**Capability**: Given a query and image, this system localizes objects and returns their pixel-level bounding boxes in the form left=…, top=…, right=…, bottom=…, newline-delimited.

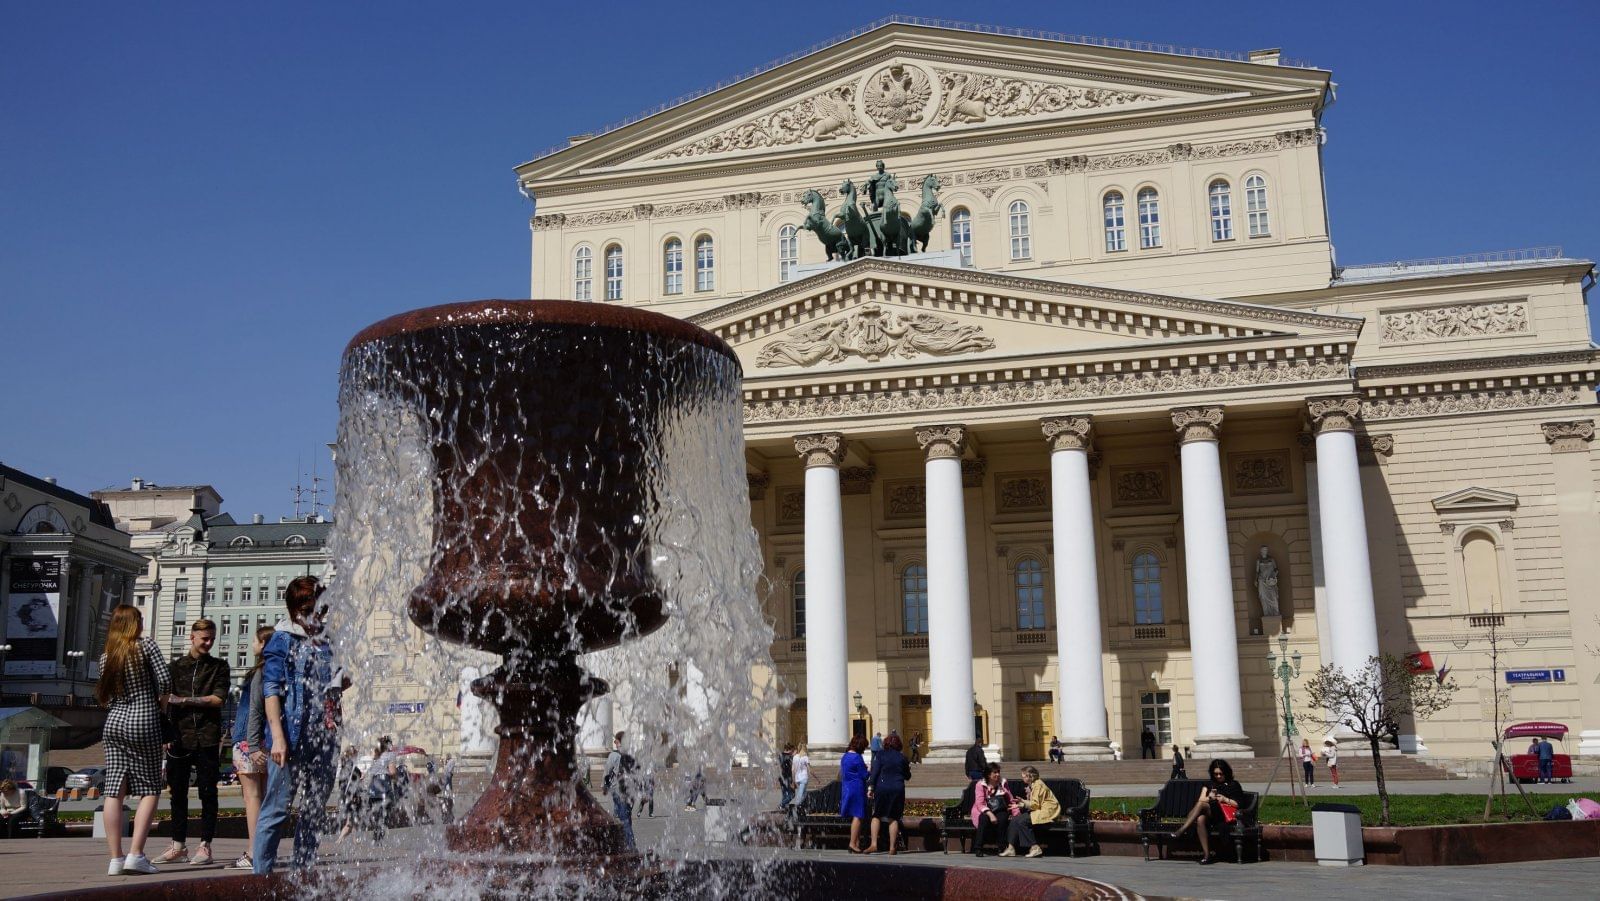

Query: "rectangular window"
left=222, top=616, right=232, bottom=636
left=173, top=578, right=189, bottom=605
left=172, top=623, right=187, bottom=638
left=257, top=615, right=267, bottom=631
left=1210, top=190, right=1233, bottom=241
left=237, top=650, right=247, bottom=668
left=1138, top=194, right=1161, bottom=249
left=223, top=583, right=233, bottom=603
left=1104, top=199, right=1126, bottom=252
left=694, top=239, right=714, bottom=292
left=276, top=585, right=286, bottom=601
left=1246, top=183, right=1270, bottom=236
left=1140, top=690, right=1173, bottom=747
left=205, top=583, right=215, bottom=604
left=951, top=213, right=973, bottom=266
left=604, top=248, right=623, bottom=301
left=1008, top=207, right=1030, bottom=261
left=664, top=243, right=683, bottom=295
left=241, top=584, right=253, bottom=603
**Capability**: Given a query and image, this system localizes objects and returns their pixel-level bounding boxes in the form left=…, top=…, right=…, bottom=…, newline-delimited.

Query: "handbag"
left=143, top=648, right=180, bottom=747
left=1220, top=802, right=1239, bottom=824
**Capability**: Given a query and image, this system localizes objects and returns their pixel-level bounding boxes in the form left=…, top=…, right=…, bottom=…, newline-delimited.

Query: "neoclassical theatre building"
left=513, top=21, right=1600, bottom=761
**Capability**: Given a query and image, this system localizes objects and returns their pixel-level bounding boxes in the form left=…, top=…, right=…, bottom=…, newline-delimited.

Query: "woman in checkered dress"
left=95, top=604, right=170, bottom=874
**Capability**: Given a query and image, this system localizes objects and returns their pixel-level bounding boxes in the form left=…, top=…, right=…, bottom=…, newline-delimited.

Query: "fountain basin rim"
left=345, top=298, right=738, bottom=366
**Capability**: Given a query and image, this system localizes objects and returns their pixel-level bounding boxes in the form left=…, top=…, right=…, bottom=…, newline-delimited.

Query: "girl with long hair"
left=95, top=604, right=170, bottom=875
left=229, top=625, right=275, bottom=868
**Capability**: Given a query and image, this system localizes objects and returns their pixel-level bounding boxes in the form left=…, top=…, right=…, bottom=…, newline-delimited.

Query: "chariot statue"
left=800, top=160, right=942, bottom=261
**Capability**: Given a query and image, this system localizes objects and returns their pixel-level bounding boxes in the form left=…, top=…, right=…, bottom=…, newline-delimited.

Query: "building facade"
left=510, top=21, right=1600, bottom=761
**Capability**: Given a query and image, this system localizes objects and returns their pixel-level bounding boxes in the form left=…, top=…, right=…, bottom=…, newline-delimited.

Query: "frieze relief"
left=654, top=84, right=866, bottom=160
left=1379, top=301, right=1529, bottom=343
left=777, top=488, right=805, bottom=525
left=998, top=473, right=1050, bottom=512
left=884, top=481, right=926, bottom=519
left=932, top=68, right=1160, bottom=126
left=1362, top=386, right=1587, bottom=421
left=1111, top=465, right=1170, bottom=506
left=755, top=303, right=995, bottom=368
left=1229, top=451, right=1291, bottom=495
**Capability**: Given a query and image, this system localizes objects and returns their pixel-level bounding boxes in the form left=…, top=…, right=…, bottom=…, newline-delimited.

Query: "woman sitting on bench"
left=1168, top=758, right=1244, bottom=865
left=1000, top=766, right=1060, bottom=859
left=969, top=762, right=1016, bottom=858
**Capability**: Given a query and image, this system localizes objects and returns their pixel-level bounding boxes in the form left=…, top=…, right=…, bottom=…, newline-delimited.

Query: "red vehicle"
left=1503, top=722, right=1572, bottom=783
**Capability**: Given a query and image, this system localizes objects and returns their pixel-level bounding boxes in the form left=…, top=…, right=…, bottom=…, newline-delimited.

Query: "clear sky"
left=3, top=1, right=1596, bottom=522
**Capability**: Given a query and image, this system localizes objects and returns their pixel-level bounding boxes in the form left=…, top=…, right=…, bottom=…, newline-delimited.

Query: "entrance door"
left=1016, top=691, right=1053, bottom=760
left=900, top=695, right=932, bottom=749
left=788, top=700, right=807, bottom=749
left=1140, top=690, right=1172, bottom=747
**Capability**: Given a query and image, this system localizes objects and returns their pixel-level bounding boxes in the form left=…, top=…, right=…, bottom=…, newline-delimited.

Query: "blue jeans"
left=779, top=783, right=794, bottom=809
left=252, top=744, right=336, bottom=874
left=611, top=795, right=635, bottom=851
left=1538, top=759, right=1554, bottom=783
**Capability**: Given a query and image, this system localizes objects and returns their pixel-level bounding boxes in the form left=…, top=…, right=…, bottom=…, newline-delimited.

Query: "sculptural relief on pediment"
left=754, top=303, right=995, bottom=368
left=654, top=84, right=866, bottom=160
left=932, top=68, right=1162, bottom=126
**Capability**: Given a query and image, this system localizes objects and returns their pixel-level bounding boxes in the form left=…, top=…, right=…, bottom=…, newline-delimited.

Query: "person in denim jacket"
left=251, top=576, right=347, bottom=874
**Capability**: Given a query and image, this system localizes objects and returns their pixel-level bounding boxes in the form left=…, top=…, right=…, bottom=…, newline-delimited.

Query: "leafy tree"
left=1301, top=654, right=1458, bottom=825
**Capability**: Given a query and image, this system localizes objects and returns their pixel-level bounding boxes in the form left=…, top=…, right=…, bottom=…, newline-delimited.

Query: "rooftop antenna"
left=291, top=455, right=307, bottom=521
left=310, top=454, right=326, bottom=522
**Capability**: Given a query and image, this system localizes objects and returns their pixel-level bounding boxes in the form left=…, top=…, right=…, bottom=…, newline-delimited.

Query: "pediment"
left=1431, top=487, right=1519, bottom=513
left=518, top=23, right=1329, bottom=179
left=691, top=258, right=1362, bottom=376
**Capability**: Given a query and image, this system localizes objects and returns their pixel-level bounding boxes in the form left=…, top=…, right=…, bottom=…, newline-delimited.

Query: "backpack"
left=1545, top=804, right=1572, bottom=821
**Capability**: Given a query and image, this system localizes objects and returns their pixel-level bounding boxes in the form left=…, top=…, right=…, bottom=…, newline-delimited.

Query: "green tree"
left=1301, top=654, right=1458, bottom=826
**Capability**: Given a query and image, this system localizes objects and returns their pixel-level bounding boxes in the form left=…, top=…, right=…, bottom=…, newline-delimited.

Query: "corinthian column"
left=1041, top=416, right=1113, bottom=759
left=1172, top=407, right=1252, bottom=756
left=915, top=424, right=977, bottom=756
left=1307, top=397, right=1380, bottom=680
left=795, top=432, right=850, bottom=753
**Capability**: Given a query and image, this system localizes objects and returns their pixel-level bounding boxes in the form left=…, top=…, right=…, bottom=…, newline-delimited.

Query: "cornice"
left=1360, top=385, right=1593, bottom=422
left=1355, top=349, right=1600, bottom=381
left=692, top=257, right=1362, bottom=333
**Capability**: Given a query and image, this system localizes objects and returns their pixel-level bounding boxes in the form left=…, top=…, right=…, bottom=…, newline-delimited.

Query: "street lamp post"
left=1265, top=633, right=1304, bottom=800
left=66, top=650, right=87, bottom=701
left=0, top=644, right=11, bottom=695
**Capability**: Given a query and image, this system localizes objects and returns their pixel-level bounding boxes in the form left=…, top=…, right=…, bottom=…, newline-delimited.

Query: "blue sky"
left=3, top=1, right=1596, bottom=521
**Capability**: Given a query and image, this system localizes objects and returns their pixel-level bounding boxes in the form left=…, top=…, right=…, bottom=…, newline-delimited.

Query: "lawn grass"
left=1089, top=793, right=1600, bottom=827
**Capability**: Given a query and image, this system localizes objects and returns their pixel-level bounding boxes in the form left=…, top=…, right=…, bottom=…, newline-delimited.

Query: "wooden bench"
left=1136, top=779, right=1262, bottom=863
left=941, top=778, right=1096, bottom=856
left=3, top=790, right=60, bottom=839
left=792, top=780, right=847, bottom=848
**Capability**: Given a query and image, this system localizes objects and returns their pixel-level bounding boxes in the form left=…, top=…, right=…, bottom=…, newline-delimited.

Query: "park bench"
left=1136, top=779, right=1262, bottom=863
left=3, top=789, right=60, bottom=838
left=791, top=780, right=846, bottom=848
left=941, top=778, right=1096, bottom=856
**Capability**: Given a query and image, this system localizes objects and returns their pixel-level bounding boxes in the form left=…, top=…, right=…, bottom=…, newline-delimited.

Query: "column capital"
left=1041, top=415, right=1093, bottom=452
left=1542, top=419, right=1595, bottom=453
left=1307, top=395, right=1363, bottom=434
left=915, top=424, right=969, bottom=460
left=794, top=432, right=846, bottom=468
left=1170, top=407, right=1224, bottom=444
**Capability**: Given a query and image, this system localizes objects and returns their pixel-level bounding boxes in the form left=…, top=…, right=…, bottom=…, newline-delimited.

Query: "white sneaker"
left=122, top=853, right=160, bottom=875
left=107, top=858, right=124, bottom=876
left=1027, top=845, right=1044, bottom=858
left=998, top=846, right=1016, bottom=857
left=153, top=842, right=187, bottom=863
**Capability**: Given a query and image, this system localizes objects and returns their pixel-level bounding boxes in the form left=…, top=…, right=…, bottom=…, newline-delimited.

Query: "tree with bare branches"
left=1301, top=654, right=1458, bottom=825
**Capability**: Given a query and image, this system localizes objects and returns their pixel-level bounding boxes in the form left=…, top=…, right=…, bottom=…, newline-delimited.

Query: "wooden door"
left=899, top=695, right=932, bottom=750
left=1016, top=691, right=1053, bottom=760
left=788, top=702, right=807, bottom=749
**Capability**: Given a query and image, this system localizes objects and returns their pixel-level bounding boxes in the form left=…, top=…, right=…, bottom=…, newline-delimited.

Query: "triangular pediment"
left=518, top=22, right=1329, bottom=179
left=1431, top=487, right=1519, bottom=513
left=690, top=257, right=1361, bottom=376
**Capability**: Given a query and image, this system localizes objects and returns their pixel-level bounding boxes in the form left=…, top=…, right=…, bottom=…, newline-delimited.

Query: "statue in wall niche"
left=1255, top=546, right=1281, bottom=617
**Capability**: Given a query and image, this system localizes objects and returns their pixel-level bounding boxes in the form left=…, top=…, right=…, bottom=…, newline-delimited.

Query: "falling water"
left=312, top=301, right=785, bottom=898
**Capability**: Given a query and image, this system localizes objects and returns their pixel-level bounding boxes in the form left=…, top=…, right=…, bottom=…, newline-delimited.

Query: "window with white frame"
left=1132, top=552, right=1164, bottom=624
left=694, top=236, right=714, bottom=291
left=778, top=225, right=799, bottom=282
left=604, top=245, right=623, bottom=300
left=1245, top=175, right=1270, bottom=236
left=1008, top=200, right=1031, bottom=260
left=901, top=564, right=929, bottom=635
left=1137, top=188, right=1161, bottom=248
left=791, top=569, right=806, bottom=638
left=663, top=239, right=683, bottom=294
left=241, top=583, right=253, bottom=603
left=222, top=582, right=233, bottom=603
left=950, top=207, right=972, bottom=266
left=573, top=246, right=593, bottom=301
left=1103, top=192, right=1126, bottom=252
left=1209, top=180, right=1233, bottom=241
left=205, top=582, right=215, bottom=604
left=1140, top=690, right=1173, bottom=746
left=1015, top=557, right=1046, bottom=630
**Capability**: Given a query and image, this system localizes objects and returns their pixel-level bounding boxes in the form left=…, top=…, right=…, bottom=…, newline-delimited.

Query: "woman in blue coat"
left=839, top=735, right=871, bottom=853
left=865, top=732, right=912, bottom=853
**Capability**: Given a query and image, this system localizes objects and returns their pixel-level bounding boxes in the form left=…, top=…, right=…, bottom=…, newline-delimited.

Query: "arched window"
left=694, top=236, right=715, bottom=291
left=791, top=569, right=807, bottom=638
left=950, top=207, right=973, bottom=266
left=1137, top=188, right=1161, bottom=249
left=1103, top=192, right=1126, bottom=252
left=901, top=564, right=929, bottom=635
left=573, top=246, right=593, bottom=301
left=1008, top=200, right=1031, bottom=261
left=663, top=239, right=683, bottom=295
left=1015, top=557, right=1046, bottom=630
left=604, top=245, right=623, bottom=300
left=1132, top=552, right=1163, bottom=624
left=1245, top=175, right=1270, bottom=237
left=1208, top=180, right=1233, bottom=241
left=778, top=225, right=799, bottom=282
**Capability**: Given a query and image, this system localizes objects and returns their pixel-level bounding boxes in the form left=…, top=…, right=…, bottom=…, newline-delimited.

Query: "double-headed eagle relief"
left=756, top=302, right=995, bottom=369
left=800, top=159, right=943, bottom=261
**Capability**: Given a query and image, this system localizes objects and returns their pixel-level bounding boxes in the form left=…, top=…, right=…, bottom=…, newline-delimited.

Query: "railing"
left=524, top=15, right=1315, bottom=163
left=900, top=635, right=929, bottom=650
left=1133, top=625, right=1168, bottom=640
left=1016, top=630, right=1049, bottom=645
left=1336, top=246, right=1565, bottom=277
left=1469, top=613, right=1506, bottom=629
left=790, top=640, right=806, bottom=654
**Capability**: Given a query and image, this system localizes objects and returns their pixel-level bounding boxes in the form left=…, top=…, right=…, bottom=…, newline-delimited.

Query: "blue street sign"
left=387, top=701, right=426, bottom=714
left=1553, top=669, right=1566, bottom=682
left=1505, top=669, right=1553, bottom=684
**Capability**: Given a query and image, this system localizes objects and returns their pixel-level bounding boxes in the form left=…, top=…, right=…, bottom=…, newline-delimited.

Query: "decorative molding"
left=932, top=68, right=1159, bottom=127
left=1171, top=407, right=1224, bottom=444
left=1307, top=395, right=1363, bottom=434
left=1229, top=451, right=1291, bottom=495
left=884, top=480, right=926, bottom=519
left=747, top=472, right=771, bottom=500
left=915, top=424, right=969, bottom=460
left=961, top=458, right=987, bottom=488
left=777, top=488, right=805, bottom=525
left=794, top=432, right=846, bottom=468
left=755, top=302, right=995, bottom=368
left=1379, top=301, right=1529, bottom=344
left=1111, top=464, right=1170, bottom=506
left=1439, top=522, right=1456, bottom=535
left=1046, top=155, right=1088, bottom=174
left=881, top=549, right=897, bottom=563
left=864, top=64, right=934, bottom=132
left=840, top=466, right=878, bottom=495
left=654, top=84, right=865, bottom=160
left=1041, top=416, right=1093, bottom=452
left=1365, top=434, right=1396, bottom=459
left=995, top=544, right=1009, bottom=557
left=1111, top=539, right=1126, bottom=552
left=1355, top=348, right=1598, bottom=380
left=997, top=473, right=1050, bottom=512
left=1542, top=419, right=1595, bottom=453
left=530, top=213, right=567, bottom=231
left=1362, top=385, right=1588, bottom=421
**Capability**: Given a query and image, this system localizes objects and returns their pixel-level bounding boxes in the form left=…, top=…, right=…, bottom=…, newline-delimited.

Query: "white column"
left=458, top=664, right=499, bottom=760
left=577, top=696, right=614, bottom=761
left=1307, top=397, right=1381, bottom=678
left=916, top=424, right=977, bottom=754
left=1041, top=416, right=1113, bottom=759
left=796, top=433, right=850, bottom=752
left=1172, top=407, right=1252, bottom=756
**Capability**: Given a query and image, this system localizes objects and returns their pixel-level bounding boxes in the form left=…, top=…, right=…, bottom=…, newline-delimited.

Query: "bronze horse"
left=836, top=179, right=877, bottom=258
left=800, top=189, right=851, bottom=261
left=907, top=174, right=942, bottom=254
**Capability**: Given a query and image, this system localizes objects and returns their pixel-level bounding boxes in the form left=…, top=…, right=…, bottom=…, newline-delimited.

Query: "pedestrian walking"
left=1140, top=726, right=1157, bottom=759
left=908, top=732, right=922, bottom=765
left=1323, top=739, right=1340, bottom=788
left=231, top=625, right=274, bottom=869
left=864, top=733, right=910, bottom=854
left=970, top=762, right=1014, bottom=858
left=869, top=731, right=883, bottom=767
left=634, top=764, right=656, bottom=818
left=95, top=604, right=170, bottom=876
left=1299, top=738, right=1315, bottom=786
left=790, top=744, right=810, bottom=817
left=778, top=744, right=796, bottom=811
left=252, top=576, right=349, bottom=875
left=333, top=747, right=364, bottom=846
left=1169, top=745, right=1187, bottom=780
left=1000, top=765, right=1060, bottom=858
left=154, top=617, right=231, bottom=867
left=964, top=737, right=987, bottom=783
left=839, top=736, right=870, bottom=853
left=603, top=731, right=637, bottom=851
